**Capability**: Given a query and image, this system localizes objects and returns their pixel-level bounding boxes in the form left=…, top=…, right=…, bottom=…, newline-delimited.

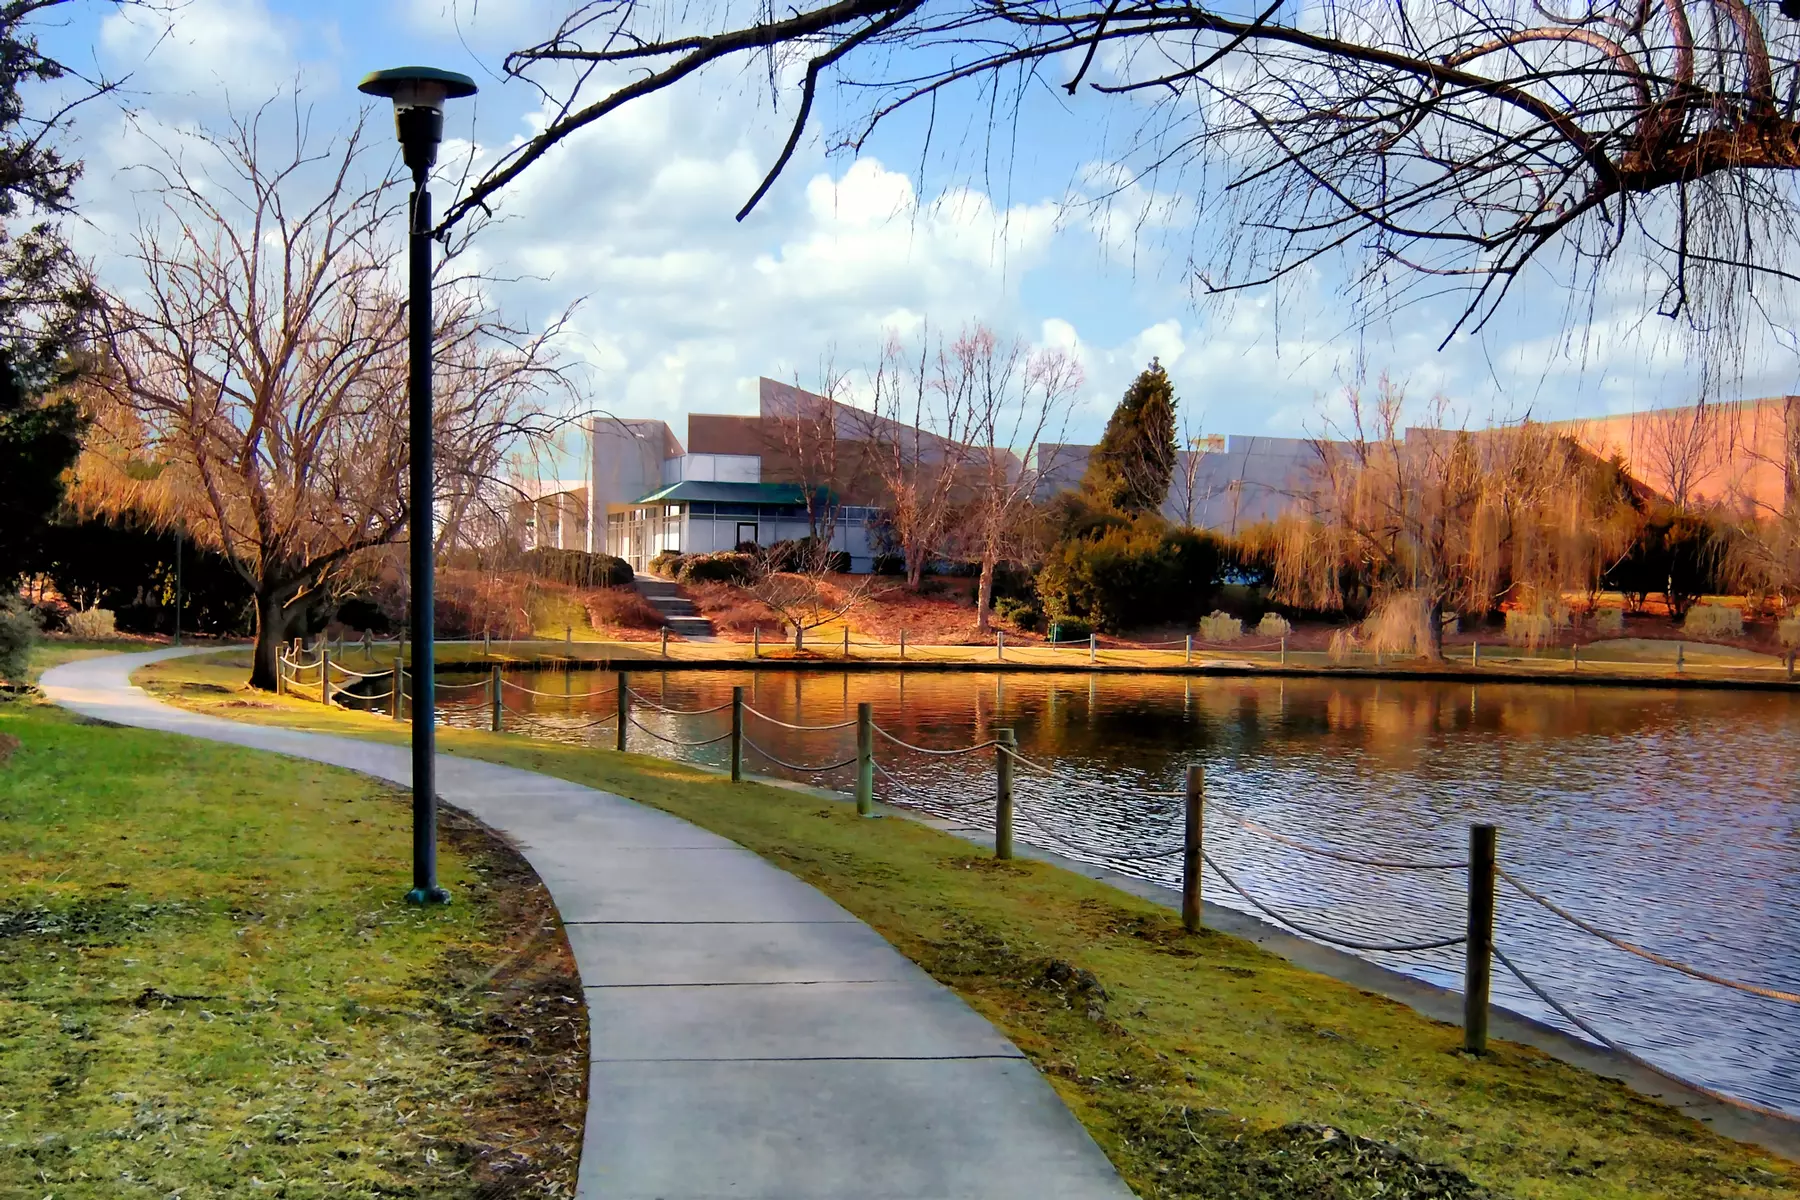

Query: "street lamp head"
left=358, top=66, right=478, bottom=177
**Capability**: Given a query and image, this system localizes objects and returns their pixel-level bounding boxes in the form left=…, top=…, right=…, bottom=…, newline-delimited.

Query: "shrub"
left=1256, top=612, right=1292, bottom=639
left=1591, top=607, right=1625, bottom=637
left=1327, top=627, right=1361, bottom=662
left=1683, top=603, right=1743, bottom=639
left=734, top=540, right=760, bottom=554
left=1048, top=617, right=1091, bottom=643
left=1780, top=617, right=1800, bottom=648
left=649, top=550, right=686, bottom=579
left=1037, top=519, right=1223, bottom=633
left=678, top=551, right=759, bottom=586
left=765, top=537, right=850, bottom=574
left=993, top=596, right=1043, bottom=632
left=0, top=594, right=40, bottom=682
left=66, top=607, right=118, bottom=639
left=585, top=588, right=664, bottom=631
left=1198, top=611, right=1242, bottom=642
left=522, top=547, right=633, bottom=588
left=872, top=553, right=905, bottom=576
left=1361, top=593, right=1435, bottom=657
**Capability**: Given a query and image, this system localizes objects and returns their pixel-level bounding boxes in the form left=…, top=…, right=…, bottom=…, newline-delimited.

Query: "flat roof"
left=621, top=480, right=827, bottom=507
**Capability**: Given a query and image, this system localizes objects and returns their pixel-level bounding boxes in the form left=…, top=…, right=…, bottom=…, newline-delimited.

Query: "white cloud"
left=101, top=0, right=305, bottom=98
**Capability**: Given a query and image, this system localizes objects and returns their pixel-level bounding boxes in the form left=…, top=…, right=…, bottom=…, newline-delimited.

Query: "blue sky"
left=33, top=0, right=1800, bottom=455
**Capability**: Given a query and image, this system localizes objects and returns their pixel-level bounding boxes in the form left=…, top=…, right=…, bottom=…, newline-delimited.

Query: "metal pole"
left=615, top=671, right=629, bottom=752
left=730, top=686, right=744, bottom=782
left=1182, top=763, right=1204, bottom=933
left=994, top=728, right=1015, bottom=860
left=855, top=702, right=873, bottom=816
left=1464, top=823, right=1497, bottom=1055
left=405, top=171, right=446, bottom=906
left=173, top=529, right=183, bottom=647
left=490, top=666, right=502, bottom=732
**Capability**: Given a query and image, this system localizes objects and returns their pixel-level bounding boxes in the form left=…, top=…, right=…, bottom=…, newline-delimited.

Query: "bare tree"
left=939, top=325, right=1078, bottom=631
left=1276, top=381, right=1624, bottom=657
left=752, top=544, right=875, bottom=649
left=851, top=330, right=975, bottom=589
left=78, top=106, right=572, bottom=690
left=435, top=1, right=1800, bottom=372
left=1169, top=419, right=1220, bottom=529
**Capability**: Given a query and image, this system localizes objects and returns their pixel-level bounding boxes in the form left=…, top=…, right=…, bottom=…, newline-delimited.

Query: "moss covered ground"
left=0, top=679, right=585, bottom=1199
left=131, top=648, right=1800, bottom=1200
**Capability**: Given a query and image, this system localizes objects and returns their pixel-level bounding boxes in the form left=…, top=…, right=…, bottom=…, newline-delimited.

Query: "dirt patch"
left=435, top=806, right=588, bottom=1198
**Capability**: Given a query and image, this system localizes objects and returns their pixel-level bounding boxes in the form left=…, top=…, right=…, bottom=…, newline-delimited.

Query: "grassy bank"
left=137, top=650, right=1800, bottom=1200
left=0, top=687, right=586, bottom=1199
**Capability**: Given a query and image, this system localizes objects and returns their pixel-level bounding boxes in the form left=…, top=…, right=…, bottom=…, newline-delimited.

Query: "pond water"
left=421, top=666, right=1800, bottom=1118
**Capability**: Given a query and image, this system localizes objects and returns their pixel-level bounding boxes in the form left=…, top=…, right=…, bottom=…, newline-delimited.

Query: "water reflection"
left=425, top=667, right=1800, bottom=1117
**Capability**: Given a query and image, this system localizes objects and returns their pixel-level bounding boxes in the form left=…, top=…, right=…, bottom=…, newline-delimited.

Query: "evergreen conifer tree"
left=1082, top=358, right=1178, bottom=515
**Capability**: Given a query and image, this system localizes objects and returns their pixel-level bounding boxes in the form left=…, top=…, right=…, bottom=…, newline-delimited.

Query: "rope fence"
left=265, top=652, right=1795, bottom=1117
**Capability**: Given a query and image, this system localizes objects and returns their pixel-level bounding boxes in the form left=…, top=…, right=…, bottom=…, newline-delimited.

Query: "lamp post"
left=358, top=65, right=478, bottom=907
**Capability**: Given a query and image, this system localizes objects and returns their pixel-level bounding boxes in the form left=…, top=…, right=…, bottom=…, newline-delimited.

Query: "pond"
left=421, top=666, right=1800, bottom=1119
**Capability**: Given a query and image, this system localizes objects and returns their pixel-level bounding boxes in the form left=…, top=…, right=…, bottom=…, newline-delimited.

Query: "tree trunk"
left=249, top=589, right=290, bottom=691
left=1425, top=596, right=1446, bottom=662
left=793, top=623, right=803, bottom=651
left=976, top=555, right=996, bottom=633
left=906, top=546, right=926, bottom=591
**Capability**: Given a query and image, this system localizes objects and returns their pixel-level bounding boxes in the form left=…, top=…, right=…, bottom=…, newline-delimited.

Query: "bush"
left=1048, top=617, right=1091, bottom=643
left=1683, top=603, right=1743, bottom=639
left=0, top=594, right=39, bottom=682
left=1591, top=607, right=1625, bottom=637
left=648, top=550, right=684, bottom=578
left=1256, top=612, right=1292, bottom=639
left=66, top=607, right=118, bottom=639
left=1037, top=519, right=1223, bottom=633
left=1780, top=617, right=1800, bottom=648
left=1327, top=627, right=1361, bottom=661
left=678, top=551, right=759, bottom=586
left=523, top=547, right=634, bottom=588
left=735, top=540, right=760, bottom=554
left=765, top=538, right=851, bottom=575
left=1198, top=611, right=1242, bottom=642
left=993, top=596, right=1043, bottom=632
left=585, top=587, right=664, bottom=631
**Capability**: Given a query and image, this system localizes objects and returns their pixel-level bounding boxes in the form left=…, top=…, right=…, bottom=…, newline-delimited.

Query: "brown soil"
left=435, top=806, right=588, bottom=1197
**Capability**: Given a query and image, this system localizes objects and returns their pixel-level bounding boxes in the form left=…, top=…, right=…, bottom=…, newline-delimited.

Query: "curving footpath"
left=42, top=649, right=1134, bottom=1200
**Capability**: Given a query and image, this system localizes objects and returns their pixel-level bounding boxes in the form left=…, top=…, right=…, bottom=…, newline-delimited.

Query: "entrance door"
left=736, top=522, right=758, bottom=549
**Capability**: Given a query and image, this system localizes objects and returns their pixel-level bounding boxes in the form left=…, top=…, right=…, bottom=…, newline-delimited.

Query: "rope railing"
left=871, top=724, right=997, bottom=756
left=325, top=661, right=389, bottom=680
left=870, top=760, right=994, bottom=811
left=1202, top=847, right=1468, bottom=954
left=1009, top=800, right=1185, bottom=863
left=742, top=735, right=858, bottom=774
left=1491, top=946, right=1795, bottom=1121
left=507, top=707, right=618, bottom=732
left=626, top=715, right=733, bottom=748
left=1498, top=868, right=1800, bottom=1004
left=1001, top=745, right=1189, bottom=799
left=502, top=678, right=618, bottom=699
left=626, top=688, right=734, bottom=716
left=741, top=704, right=857, bottom=732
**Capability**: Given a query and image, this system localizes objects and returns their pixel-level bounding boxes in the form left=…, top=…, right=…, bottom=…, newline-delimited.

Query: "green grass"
left=0, top=695, right=585, bottom=1199
left=135, top=650, right=1800, bottom=1200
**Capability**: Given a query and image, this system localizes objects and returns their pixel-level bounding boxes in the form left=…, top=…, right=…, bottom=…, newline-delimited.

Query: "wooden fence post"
left=490, top=666, right=502, bottom=733
left=276, top=654, right=287, bottom=698
left=753, top=627, right=759, bottom=658
left=1572, top=643, right=1580, bottom=672
left=1183, top=764, right=1204, bottom=933
left=1472, top=640, right=1479, bottom=667
left=566, top=624, right=572, bottom=645
left=996, top=630, right=1004, bottom=661
left=1184, top=634, right=1192, bottom=664
left=392, top=659, right=402, bottom=720
left=615, top=672, right=629, bottom=753
left=661, top=627, right=669, bottom=658
left=856, top=702, right=874, bottom=817
left=994, top=728, right=1015, bottom=860
left=1088, top=633, right=1096, bottom=664
left=730, top=686, right=744, bottom=782
left=1281, top=634, right=1288, bottom=666
left=321, top=647, right=333, bottom=707
left=1676, top=642, right=1685, bottom=674
left=899, top=629, right=906, bottom=659
left=1464, top=823, right=1497, bottom=1055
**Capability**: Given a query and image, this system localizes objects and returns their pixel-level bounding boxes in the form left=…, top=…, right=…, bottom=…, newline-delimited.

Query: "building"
left=592, top=381, right=887, bottom=573
left=1039, top=436, right=1323, bottom=535
left=513, top=480, right=591, bottom=551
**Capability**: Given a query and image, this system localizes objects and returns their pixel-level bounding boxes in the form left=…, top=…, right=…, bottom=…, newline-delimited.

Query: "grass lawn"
left=137, top=649, right=1800, bottom=1200
left=0, top=678, right=585, bottom=1198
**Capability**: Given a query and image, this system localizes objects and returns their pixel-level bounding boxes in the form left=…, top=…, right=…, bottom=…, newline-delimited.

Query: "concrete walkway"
left=41, top=649, right=1134, bottom=1200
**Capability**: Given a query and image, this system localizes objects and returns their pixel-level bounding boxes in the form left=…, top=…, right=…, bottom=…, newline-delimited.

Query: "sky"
left=30, top=0, right=1800, bottom=460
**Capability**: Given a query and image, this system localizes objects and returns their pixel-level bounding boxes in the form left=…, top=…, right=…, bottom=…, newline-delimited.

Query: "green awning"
left=627, top=480, right=831, bottom=506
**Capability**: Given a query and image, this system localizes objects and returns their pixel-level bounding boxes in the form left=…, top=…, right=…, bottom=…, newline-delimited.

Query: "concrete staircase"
left=634, top=575, right=716, bottom=640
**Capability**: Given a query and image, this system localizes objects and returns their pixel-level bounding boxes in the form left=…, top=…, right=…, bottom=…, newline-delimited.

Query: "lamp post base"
left=404, top=886, right=452, bottom=906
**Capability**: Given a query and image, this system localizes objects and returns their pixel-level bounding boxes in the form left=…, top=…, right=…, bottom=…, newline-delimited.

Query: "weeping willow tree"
left=1266, top=382, right=1641, bottom=658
